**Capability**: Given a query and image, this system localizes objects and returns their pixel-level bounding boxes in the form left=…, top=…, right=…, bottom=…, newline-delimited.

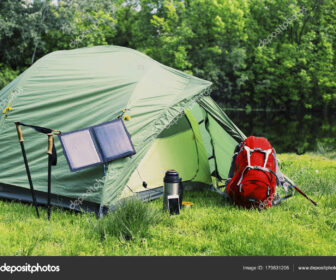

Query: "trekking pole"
left=284, top=176, right=317, bottom=206
left=47, top=133, right=54, bottom=220
left=294, top=186, right=317, bottom=206
left=15, top=122, right=40, bottom=218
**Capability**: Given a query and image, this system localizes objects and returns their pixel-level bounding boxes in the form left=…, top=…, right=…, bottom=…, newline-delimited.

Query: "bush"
left=0, top=64, right=19, bottom=90
left=95, top=199, right=163, bottom=241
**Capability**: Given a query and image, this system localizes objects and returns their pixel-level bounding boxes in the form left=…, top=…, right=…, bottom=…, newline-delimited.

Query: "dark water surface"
left=225, top=110, right=336, bottom=154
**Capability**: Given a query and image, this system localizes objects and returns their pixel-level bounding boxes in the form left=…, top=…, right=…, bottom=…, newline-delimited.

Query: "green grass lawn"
left=0, top=153, right=335, bottom=256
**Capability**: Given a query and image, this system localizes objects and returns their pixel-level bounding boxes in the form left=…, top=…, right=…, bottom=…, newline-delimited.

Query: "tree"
left=0, top=0, right=57, bottom=68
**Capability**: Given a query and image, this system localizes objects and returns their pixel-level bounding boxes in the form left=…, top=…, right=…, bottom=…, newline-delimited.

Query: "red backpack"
left=226, top=136, right=278, bottom=209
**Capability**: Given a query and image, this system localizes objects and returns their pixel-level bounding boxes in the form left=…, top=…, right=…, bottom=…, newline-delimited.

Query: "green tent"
left=0, top=46, right=245, bottom=212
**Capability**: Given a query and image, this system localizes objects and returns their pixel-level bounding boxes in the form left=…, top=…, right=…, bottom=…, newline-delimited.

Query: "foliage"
left=0, top=0, right=58, bottom=67
left=0, top=64, right=19, bottom=90
left=0, top=0, right=335, bottom=110
left=244, top=0, right=336, bottom=110
left=226, top=109, right=336, bottom=154
left=46, top=0, right=117, bottom=50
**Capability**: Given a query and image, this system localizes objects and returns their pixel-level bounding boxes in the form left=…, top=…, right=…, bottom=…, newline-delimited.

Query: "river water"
left=225, top=110, right=336, bottom=154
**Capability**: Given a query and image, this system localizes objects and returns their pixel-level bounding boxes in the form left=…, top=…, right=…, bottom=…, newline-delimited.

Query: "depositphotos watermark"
left=0, top=263, right=60, bottom=274
left=259, top=6, right=307, bottom=48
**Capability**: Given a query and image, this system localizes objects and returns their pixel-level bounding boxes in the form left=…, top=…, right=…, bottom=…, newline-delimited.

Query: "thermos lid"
left=164, top=170, right=182, bottom=183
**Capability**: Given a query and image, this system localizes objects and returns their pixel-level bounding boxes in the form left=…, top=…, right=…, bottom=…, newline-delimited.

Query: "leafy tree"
left=243, top=0, right=336, bottom=109
left=0, top=0, right=57, bottom=68
left=0, top=0, right=335, bottom=110
left=47, top=0, right=117, bottom=50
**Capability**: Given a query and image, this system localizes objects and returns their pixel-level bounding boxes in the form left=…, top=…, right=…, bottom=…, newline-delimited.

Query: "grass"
left=93, top=198, right=163, bottom=241
left=0, top=152, right=336, bottom=256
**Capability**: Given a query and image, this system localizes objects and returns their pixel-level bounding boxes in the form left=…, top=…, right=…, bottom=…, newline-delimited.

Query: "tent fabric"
left=121, top=115, right=199, bottom=197
left=184, top=108, right=211, bottom=184
left=0, top=45, right=245, bottom=210
left=206, top=114, right=239, bottom=179
left=198, top=96, right=246, bottom=142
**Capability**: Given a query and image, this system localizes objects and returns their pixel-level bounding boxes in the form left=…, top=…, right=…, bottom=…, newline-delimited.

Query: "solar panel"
left=93, top=120, right=135, bottom=162
left=59, top=119, right=135, bottom=172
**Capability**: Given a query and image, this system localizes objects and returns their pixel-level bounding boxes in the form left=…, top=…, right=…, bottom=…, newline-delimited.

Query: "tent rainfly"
left=0, top=46, right=245, bottom=213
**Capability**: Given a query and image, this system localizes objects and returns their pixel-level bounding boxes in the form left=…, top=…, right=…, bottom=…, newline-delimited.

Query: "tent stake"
left=15, top=122, right=40, bottom=218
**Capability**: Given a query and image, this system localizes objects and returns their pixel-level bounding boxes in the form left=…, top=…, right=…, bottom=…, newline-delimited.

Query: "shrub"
left=0, top=64, right=19, bottom=90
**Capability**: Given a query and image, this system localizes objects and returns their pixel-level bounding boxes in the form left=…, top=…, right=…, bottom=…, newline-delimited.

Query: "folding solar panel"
left=92, top=120, right=135, bottom=162
left=59, top=119, right=136, bottom=172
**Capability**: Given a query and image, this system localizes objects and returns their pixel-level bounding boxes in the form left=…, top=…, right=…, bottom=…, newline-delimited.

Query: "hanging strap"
left=16, top=122, right=60, bottom=166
